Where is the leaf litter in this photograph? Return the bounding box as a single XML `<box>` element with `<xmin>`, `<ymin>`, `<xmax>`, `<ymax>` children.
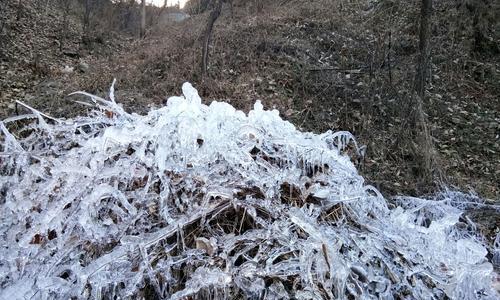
<box><xmin>0</xmin><ymin>82</ymin><xmax>499</xmax><ymax>299</ymax></box>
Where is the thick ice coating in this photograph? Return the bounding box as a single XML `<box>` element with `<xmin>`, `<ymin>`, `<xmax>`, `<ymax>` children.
<box><xmin>0</xmin><ymin>82</ymin><xmax>498</xmax><ymax>299</ymax></box>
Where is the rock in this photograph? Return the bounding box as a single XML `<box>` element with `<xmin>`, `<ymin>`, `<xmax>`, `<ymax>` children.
<box><xmin>61</xmin><ymin>65</ymin><xmax>74</xmax><ymax>74</ymax></box>
<box><xmin>78</xmin><ymin>61</ymin><xmax>89</xmax><ymax>73</ymax></box>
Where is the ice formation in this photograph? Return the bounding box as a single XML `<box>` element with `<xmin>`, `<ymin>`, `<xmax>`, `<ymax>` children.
<box><xmin>0</xmin><ymin>82</ymin><xmax>498</xmax><ymax>299</ymax></box>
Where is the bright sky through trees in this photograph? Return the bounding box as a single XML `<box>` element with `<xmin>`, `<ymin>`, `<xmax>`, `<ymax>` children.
<box><xmin>149</xmin><ymin>0</ymin><xmax>187</xmax><ymax>8</ymax></box>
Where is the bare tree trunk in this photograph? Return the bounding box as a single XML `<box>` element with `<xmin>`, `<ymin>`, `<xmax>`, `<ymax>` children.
<box><xmin>228</xmin><ymin>0</ymin><xmax>234</xmax><ymax>18</ymax></box>
<box><xmin>415</xmin><ymin>0</ymin><xmax>431</xmax><ymax>99</ymax></box>
<box><xmin>122</xmin><ymin>0</ymin><xmax>136</xmax><ymax>31</ymax></box>
<box><xmin>255</xmin><ymin>0</ymin><xmax>263</xmax><ymax>13</ymax></box>
<box><xmin>16</xmin><ymin>0</ymin><xmax>23</xmax><ymax>21</ymax></box>
<box><xmin>0</xmin><ymin>0</ymin><xmax>7</xmax><ymax>60</ymax></box>
<box><xmin>82</xmin><ymin>0</ymin><xmax>92</xmax><ymax>45</ymax></box>
<box><xmin>140</xmin><ymin>0</ymin><xmax>146</xmax><ymax>38</ymax></box>
<box><xmin>59</xmin><ymin>0</ymin><xmax>70</xmax><ymax>52</ymax></box>
<box><xmin>412</xmin><ymin>0</ymin><xmax>443</xmax><ymax>184</ymax></box>
<box><xmin>201</xmin><ymin>0</ymin><xmax>223</xmax><ymax>77</ymax></box>
<box><xmin>83</xmin><ymin>0</ymin><xmax>91</xmax><ymax>33</ymax></box>
<box><xmin>470</xmin><ymin>0</ymin><xmax>490</xmax><ymax>52</ymax></box>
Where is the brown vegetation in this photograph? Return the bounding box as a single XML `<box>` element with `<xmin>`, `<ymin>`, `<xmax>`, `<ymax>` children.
<box><xmin>0</xmin><ymin>0</ymin><xmax>499</xmax><ymax>201</ymax></box>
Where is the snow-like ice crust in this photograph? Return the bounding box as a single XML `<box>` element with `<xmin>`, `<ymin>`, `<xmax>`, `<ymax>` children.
<box><xmin>0</xmin><ymin>82</ymin><xmax>498</xmax><ymax>299</ymax></box>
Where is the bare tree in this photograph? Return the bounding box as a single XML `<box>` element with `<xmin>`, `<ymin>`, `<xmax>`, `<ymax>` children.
<box><xmin>412</xmin><ymin>0</ymin><xmax>443</xmax><ymax>184</ymax></box>
<box><xmin>122</xmin><ymin>0</ymin><xmax>137</xmax><ymax>31</ymax></box>
<box><xmin>140</xmin><ymin>0</ymin><xmax>146</xmax><ymax>38</ymax></box>
<box><xmin>0</xmin><ymin>1</ymin><xmax>8</xmax><ymax>60</ymax></box>
<box><xmin>201</xmin><ymin>0</ymin><xmax>223</xmax><ymax>77</ymax></box>
<box><xmin>59</xmin><ymin>0</ymin><xmax>71</xmax><ymax>52</ymax></box>
<box><xmin>16</xmin><ymin>0</ymin><xmax>23</xmax><ymax>21</ymax></box>
<box><xmin>465</xmin><ymin>0</ymin><xmax>496</xmax><ymax>52</ymax></box>
<box><xmin>82</xmin><ymin>0</ymin><xmax>92</xmax><ymax>45</ymax></box>
<box><xmin>228</xmin><ymin>0</ymin><xmax>234</xmax><ymax>18</ymax></box>
<box><xmin>415</xmin><ymin>0</ymin><xmax>431</xmax><ymax>100</ymax></box>
<box><xmin>255</xmin><ymin>0</ymin><xmax>263</xmax><ymax>13</ymax></box>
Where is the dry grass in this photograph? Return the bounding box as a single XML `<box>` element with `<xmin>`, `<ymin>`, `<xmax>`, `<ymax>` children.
<box><xmin>2</xmin><ymin>0</ymin><xmax>499</xmax><ymax>199</ymax></box>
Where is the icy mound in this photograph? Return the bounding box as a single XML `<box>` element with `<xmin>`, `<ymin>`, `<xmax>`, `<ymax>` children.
<box><xmin>0</xmin><ymin>83</ymin><xmax>498</xmax><ymax>299</ymax></box>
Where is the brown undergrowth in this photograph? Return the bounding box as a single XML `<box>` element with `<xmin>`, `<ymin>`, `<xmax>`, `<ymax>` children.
<box><xmin>1</xmin><ymin>0</ymin><xmax>499</xmax><ymax>201</ymax></box>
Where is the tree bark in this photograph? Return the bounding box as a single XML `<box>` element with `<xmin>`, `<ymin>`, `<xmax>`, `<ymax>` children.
<box><xmin>83</xmin><ymin>0</ymin><xmax>91</xmax><ymax>33</ymax></box>
<box><xmin>255</xmin><ymin>0</ymin><xmax>263</xmax><ymax>13</ymax></box>
<box><xmin>140</xmin><ymin>0</ymin><xmax>146</xmax><ymax>38</ymax></box>
<box><xmin>59</xmin><ymin>0</ymin><xmax>70</xmax><ymax>52</ymax></box>
<box><xmin>415</xmin><ymin>0</ymin><xmax>431</xmax><ymax>99</ymax></box>
<box><xmin>122</xmin><ymin>0</ymin><xmax>136</xmax><ymax>31</ymax></box>
<box><xmin>16</xmin><ymin>0</ymin><xmax>23</xmax><ymax>21</ymax></box>
<box><xmin>412</xmin><ymin>0</ymin><xmax>444</xmax><ymax>184</ymax></box>
<box><xmin>82</xmin><ymin>0</ymin><xmax>92</xmax><ymax>45</ymax></box>
<box><xmin>201</xmin><ymin>0</ymin><xmax>223</xmax><ymax>77</ymax></box>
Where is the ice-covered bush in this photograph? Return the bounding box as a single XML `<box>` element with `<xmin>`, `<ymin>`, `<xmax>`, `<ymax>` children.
<box><xmin>0</xmin><ymin>82</ymin><xmax>498</xmax><ymax>299</ymax></box>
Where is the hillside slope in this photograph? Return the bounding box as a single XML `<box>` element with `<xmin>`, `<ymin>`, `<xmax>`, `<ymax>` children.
<box><xmin>1</xmin><ymin>0</ymin><xmax>499</xmax><ymax>201</ymax></box>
